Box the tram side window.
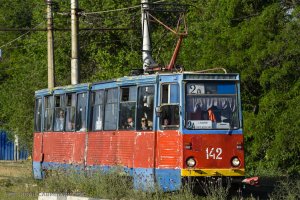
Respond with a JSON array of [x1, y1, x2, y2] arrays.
[[54, 95, 65, 131], [104, 88, 118, 130], [65, 93, 76, 131], [119, 86, 137, 130], [76, 93, 87, 131], [160, 83, 180, 129], [137, 86, 154, 131], [34, 98, 42, 132], [44, 96, 54, 131], [90, 90, 104, 131]]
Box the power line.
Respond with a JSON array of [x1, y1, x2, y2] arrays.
[[0, 1, 168, 50], [0, 27, 133, 32], [82, 0, 166, 15], [0, 22, 45, 49]]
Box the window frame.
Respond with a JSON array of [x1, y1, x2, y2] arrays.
[[75, 92, 88, 132], [90, 90, 105, 131], [103, 88, 119, 131], [159, 83, 180, 130], [136, 85, 155, 131], [43, 95, 54, 132], [184, 81, 240, 130], [65, 93, 77, 132], [118, 86, 137, 130], [34, 98, 42, 132], [53, 94, 65, 132]]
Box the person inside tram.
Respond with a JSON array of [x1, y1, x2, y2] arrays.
[[56, 110, 65, 131], [141, 117, 148, 130], [163, 118, 169, 126], [161, 118, 170, 130], [126, 117, 134, 129], [207, 106, 217, 122]]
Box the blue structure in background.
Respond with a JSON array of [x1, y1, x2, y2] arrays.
[[0, 131, 28, 160]]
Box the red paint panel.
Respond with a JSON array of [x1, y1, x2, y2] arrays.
[[87, 131, 117, 165], [133, 131, 155, 168], [156, 130, 182, 169], [117, 131, 135, 167], [43, 132, 85, 164], [33, 132, 43, 162], [88, 131, 153, 168], [183, 134, 244, 169]]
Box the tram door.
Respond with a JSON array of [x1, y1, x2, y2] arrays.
[[155, 75, 182, 191], [132, 85, 156, 190], [33, 97, 43, 179]]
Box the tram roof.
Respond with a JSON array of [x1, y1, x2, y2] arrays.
[[35, 72, 239, 97]]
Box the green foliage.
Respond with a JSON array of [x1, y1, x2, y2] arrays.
[[0, 0, 299, 176], [270, 177, 300, 200]]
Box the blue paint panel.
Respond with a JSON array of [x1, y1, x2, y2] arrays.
[[43, 162, 135, 180], [170, 84, 179, 103], [217, 83, 236, 94], [64, 83, 90, 93], [0, 131, 29, 160], [53, 88, 67, 95], [0, 133, 5, 159], [32, 161, 43, 179], [86, 165, 133, 176], [155, 169, 181, 191], [52, 84, 90, 95], [91, 81, 118, 91], [117, 74, 157, 86], [19, 149, 29, 160], [182, 129, 243, 135], [35, 89, 52, 97], [6, 141, 13, 160], [42, 162, 84, 171], [133, 168, 155, 191], [159, 74, 180, 82], [38, 162, 183, 191], [0, 132, 13, 160]]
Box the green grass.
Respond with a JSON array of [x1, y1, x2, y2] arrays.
[[2, 161, 299, 199], [0, 161, 39, 200]]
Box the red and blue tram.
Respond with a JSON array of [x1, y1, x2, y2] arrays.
[[33, 72, 244, 191]]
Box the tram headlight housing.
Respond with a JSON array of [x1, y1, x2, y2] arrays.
[[186, 157, 196, 167], [231, 157, 240, 167]]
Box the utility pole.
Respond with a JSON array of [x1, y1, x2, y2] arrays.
[[71, 0, 79, 85], [141, 0, 156, 71], [46, 0, 55, 89]]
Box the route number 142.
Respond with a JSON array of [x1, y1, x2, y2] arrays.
[[206, 147, 222, 160]]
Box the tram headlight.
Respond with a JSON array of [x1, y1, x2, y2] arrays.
[[231, 157, 240, 167], [186, 157, 196, 167]]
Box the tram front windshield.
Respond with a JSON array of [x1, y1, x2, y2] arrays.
[[185, 82, 239, 130]]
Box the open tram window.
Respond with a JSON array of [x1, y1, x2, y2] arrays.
[[34, 98, 42, 132], [90, 90, 104, 131], [44, 96, 54, 131], [185, 82, 239, 130], [76, 93, 87, 132], [104, 88, 118, 130], [119, 86, 137, 130], [137, 86, 154, 131], [54, 95, 65, 131], [160, 83, 180, 130], [65, 93, 76, 131]]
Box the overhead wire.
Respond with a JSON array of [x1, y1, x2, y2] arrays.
[[82, 0, 167, 15], [0, 21, 45, 49]]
